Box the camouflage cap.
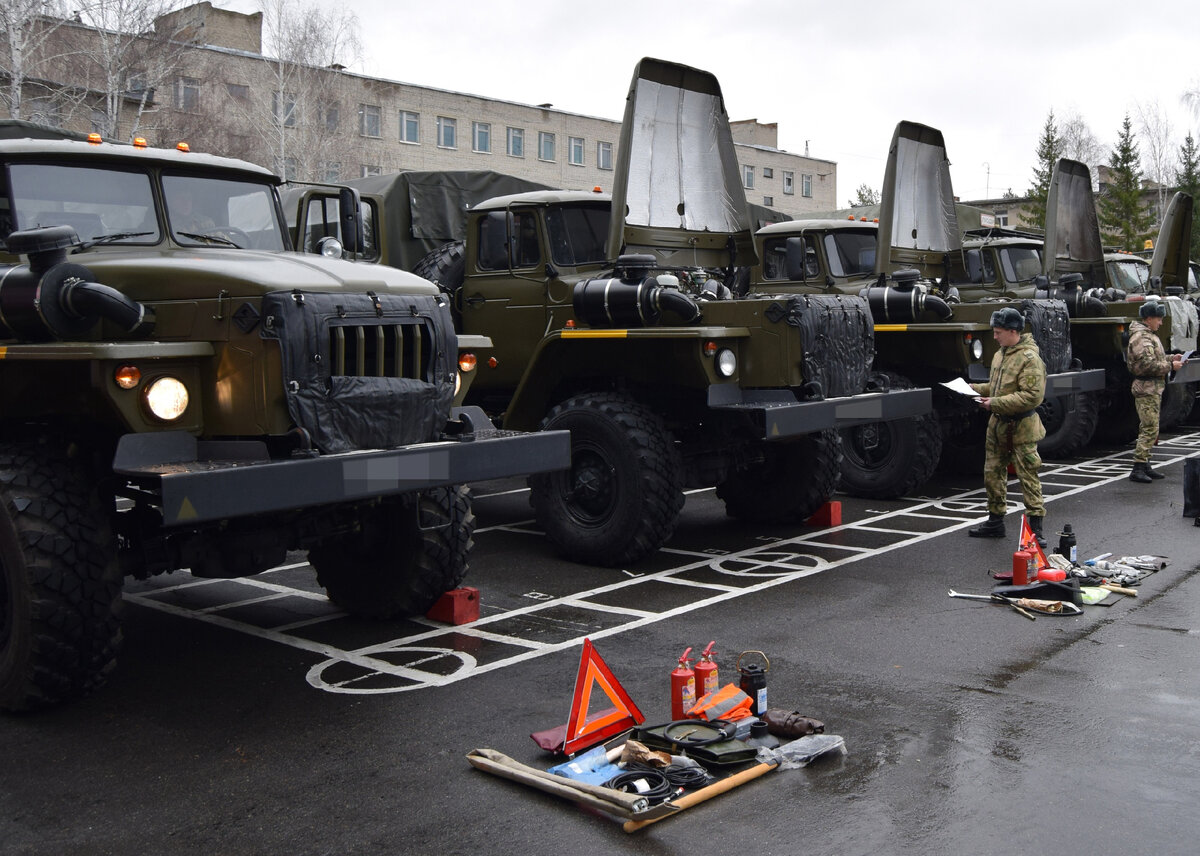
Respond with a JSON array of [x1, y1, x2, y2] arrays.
[[989, 307, 1025, 331], [1139, 300, 1167, 318]]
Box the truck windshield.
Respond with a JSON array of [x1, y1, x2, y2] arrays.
[[823, 231, 875, 277], [163, 173, 285, 250], [7, 162, 160, 245], [998, 246, 1043, 283], [1108, 259, 1150, 292], [544, 203, 609, 266]]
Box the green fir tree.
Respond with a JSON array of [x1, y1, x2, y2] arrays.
[[1176, 133, 1200, 263], [1025, 111, 1061, 231], [1098, 114, 1153, 251]]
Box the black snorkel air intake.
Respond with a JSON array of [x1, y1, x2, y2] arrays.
[[573, 253, 703, 327], [1032, 272, 1108, 318], [858, 268, 954, 322], [0, 226, 155, 341]]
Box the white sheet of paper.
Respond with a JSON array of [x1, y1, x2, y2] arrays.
[[940, 378, 980, 397]]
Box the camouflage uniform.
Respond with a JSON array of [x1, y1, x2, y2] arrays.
[[970, 332, 1047, 516], [1126, 319, 1171, 463]]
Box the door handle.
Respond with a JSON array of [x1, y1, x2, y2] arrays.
[[465, 294, 485, 306]]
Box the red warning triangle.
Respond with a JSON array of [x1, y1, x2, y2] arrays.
[[1019, 514, 1049, 571], [530, 638, 644, 756]]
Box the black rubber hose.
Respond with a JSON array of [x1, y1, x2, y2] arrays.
[[654, 287, 702, 324], [60, 280, 154, 334]]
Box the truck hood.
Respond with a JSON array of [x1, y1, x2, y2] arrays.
[[1042, 159, 1106, 287], [607, 57, 757, 266], [875, 121, 961, 276], [72, 246, 441, 301]]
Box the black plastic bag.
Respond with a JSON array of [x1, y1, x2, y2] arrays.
[[1183, 458, 1200, 518]]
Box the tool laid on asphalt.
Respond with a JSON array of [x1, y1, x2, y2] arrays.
[[949, 589, 1037, 620], [1099, 582, 1138, 597], [736, 650, 770, 716], [948, 589, 1084, 617]]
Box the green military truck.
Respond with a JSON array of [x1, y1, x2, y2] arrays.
[[296, 58, 930, 567], [0, 132, 569, 711], [1036, 160, 1200, 438], [751, 122, 1104, 497]]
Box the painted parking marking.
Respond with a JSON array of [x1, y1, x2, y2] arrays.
[[123, 437, 1200, 695]]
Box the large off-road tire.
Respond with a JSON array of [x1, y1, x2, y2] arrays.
[[412, 241, 466, 318], [1037, 391, 1100, 459], [0, 442, 122, 712], [839, 373, 941, 498], [717, 429, 842, 523], [1160, 382, 1196, 430], [310, 485, 475, 619], [529, 392, 683, 567]]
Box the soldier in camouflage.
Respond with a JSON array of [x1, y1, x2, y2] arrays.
[[967, 307, 1048, 544], [1127, 300, 1185, 483]]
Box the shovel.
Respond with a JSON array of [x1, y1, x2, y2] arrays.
[[948, 589, 1037, 620]]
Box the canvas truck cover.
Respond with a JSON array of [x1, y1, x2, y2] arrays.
[[608, 57, 757, 263], [1043, 159, 1106, 286], [351, 170, 553, 269]]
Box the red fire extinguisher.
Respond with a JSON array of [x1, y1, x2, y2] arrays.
[[671, 647, 696, 719], [695, 641, 719, 698]]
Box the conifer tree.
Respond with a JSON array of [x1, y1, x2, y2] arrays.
[[1098, 114, 1153, 251], [1025, 111, 1061, 231], [1176, 133, 1200, 263]]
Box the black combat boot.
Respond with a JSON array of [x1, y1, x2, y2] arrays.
[[968, 513, 1006, 538], [1027, 515, 1047, 548], [1146, 463, 1165, 480], [1129, 462, 1153, 483]]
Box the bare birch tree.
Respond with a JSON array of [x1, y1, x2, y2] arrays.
[[0, 0, 75, 121], [1135, 99, 1174, 226]]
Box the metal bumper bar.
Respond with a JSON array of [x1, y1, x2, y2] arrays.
[[707, 386, 932, 438], [113, 422, 571, 527], [1045, 368, 1106, 394]]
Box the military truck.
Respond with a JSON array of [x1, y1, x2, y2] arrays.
[[1037, 160, 1200, 438], [0, 132, 570, 711], [388, 59, 927, 567], [750, 122, 1104, 497]]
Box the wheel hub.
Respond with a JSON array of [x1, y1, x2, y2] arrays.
[[567, 451, 615, 520]]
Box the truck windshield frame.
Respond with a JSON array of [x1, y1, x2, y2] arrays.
[[7, 161, 161, 245]]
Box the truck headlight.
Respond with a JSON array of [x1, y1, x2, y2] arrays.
[[716, 349, 737, 377], [317, 236, 344, 258], [971, 338, 984, 360], [144, 376, 190, 421]]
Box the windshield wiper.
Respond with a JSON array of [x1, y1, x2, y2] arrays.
[[176, 231, 239, 248], [76, 231, 155, 250]]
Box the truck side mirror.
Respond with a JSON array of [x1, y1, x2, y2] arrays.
[[339, 186, 362, 255], [785, 236, 808, 281]]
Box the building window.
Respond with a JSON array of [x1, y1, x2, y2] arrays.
[[763, 196, 774, 207], [507, 127, 524, 157], [361, 164, 382, 177], [473, 121, 491, 153], [763, 167, 773, 179], [997, 210, 1009, 227], [597, 141, 613, 171], [273, 91, 297, 127], [359, 104, 381, 137], [801, 173, 812, 197], [275, 156, 298, 180], [175, 77, 200, 112], [437, 116, 457, 148], [225, 82, 248, 102], [742, 165, 754, 189], [400, 110, 419, 143], [322, 161, 342, 182], [322, 105, 339, 132], [89, 108, 106, 134], [568, 136, 585, 166], [783, 171, 795, 195], [538, 131, 555, 162]]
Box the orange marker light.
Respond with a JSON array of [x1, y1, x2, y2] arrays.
[[176, 141, 191, 152], [703, 341, 718, 357], [114, 365, 142, 389], [458, 352, 477, 372], [87, 133, 103, 144], [133, 137, 148, 148], [487, 356, 498, 368]]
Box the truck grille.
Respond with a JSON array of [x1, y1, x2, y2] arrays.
[[328, 320, 430, 381]]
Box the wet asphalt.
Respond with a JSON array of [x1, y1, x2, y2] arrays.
[[3, 429, 1199, 856]]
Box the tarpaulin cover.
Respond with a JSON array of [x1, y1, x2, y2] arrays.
[[1164, 296, 1199, 352], [1020, 298, 1072, 374], [260, 290, 456, 453], [349, 170, 552, 269], [768, 293, 873, 398]]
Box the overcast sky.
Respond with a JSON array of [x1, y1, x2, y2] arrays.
[[223, 0, 1199, 205]]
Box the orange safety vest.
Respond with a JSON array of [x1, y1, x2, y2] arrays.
[[687, 683, 752, 721]]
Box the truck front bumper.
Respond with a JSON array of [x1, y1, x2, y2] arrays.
[[707, 386, 932, 438], [113, 409, 570, 526]]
